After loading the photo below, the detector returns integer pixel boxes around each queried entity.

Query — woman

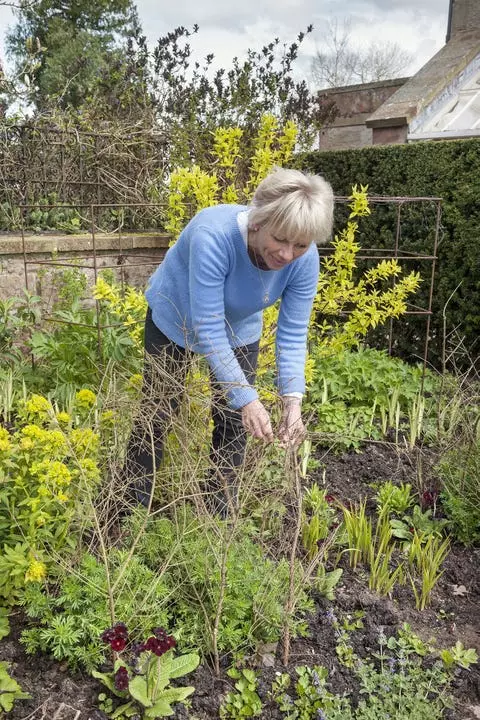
[125,167,334,515]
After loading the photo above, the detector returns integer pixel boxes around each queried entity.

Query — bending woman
[125,167,334,516]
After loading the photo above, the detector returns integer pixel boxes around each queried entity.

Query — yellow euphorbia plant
[257,185,422,397]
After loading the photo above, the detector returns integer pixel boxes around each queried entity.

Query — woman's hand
[278,397,305,448]
[241,399,274,442]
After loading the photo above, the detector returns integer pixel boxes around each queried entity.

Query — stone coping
[0,232,171,255]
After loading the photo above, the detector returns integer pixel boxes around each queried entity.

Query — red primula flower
[144,629,177,657]
[114,666,129,691]
[110,636,127,652]
[101,622,129,651]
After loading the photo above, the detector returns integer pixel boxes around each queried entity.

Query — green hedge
[297,138,480,367]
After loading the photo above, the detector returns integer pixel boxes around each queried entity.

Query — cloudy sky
[0,0,448,81]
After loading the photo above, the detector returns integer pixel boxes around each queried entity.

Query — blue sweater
[145,204,319,409]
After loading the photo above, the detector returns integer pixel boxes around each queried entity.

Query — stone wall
[0,232,170,299]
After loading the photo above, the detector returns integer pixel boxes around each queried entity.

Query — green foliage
[0,291,41,367]
[314,567,343,601]
[437,442,480,545]
[390,505,450,544]
[19,550,171,672]
[0,608,10,641]
[125,511,313,654]
[376,481,414,515]
[299,138,480,365]
[270,665,351,719]
[440,641,478,671]
[0,661,30,713]
[220,668,262,719]
[305,346,436,448]
[94,642,199,719]
[0,400,102,602]
[301,483,337,560]
[270,620,472,720]
[408,532,451,610]
[3,269,145,401]
[6,0,139,111]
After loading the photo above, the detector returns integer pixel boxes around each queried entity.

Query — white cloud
[0,0,448,81]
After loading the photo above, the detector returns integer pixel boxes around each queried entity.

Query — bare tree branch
[311,17,412,89]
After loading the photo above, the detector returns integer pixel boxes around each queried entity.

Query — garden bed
[3,442,479,720]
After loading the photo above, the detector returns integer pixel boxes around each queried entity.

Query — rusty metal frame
[16,195,441,370]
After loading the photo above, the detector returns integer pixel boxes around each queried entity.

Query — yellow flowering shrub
[0,427,11,453]
[93,277,147,354]
[0,396,102,601]
[165,115,298,244]
[75,388,97,410]
[257,186,422,393]
[25,556,47,583]
[55,411,71,426]
[17,394,54,425]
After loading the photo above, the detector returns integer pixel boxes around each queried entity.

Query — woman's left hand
[278,397,306,448]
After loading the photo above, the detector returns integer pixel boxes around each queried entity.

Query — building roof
[366,30,480,129]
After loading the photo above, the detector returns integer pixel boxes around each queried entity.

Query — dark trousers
[125,308,259,514]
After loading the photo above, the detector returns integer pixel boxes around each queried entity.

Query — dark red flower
[144,631,176,657]
[113,622,128,639]
[325,494,336,504]
[422,490,438,508]
[101,623,129,651]
[110,636,127,652]
[114,666,129,691]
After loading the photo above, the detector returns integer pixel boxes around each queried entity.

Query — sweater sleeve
[189,227,259,410]
[275,247,319,396]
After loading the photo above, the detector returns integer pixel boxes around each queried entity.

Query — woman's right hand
[241,399,274,442]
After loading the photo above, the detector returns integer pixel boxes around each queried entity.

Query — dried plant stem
[282,450,302,666]
[212,519,238,676]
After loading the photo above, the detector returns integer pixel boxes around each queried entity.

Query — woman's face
[250,225,312,270]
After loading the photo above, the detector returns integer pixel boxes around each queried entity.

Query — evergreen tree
[6,0,140,110]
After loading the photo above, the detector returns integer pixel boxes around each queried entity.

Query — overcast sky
[0,0,448,81]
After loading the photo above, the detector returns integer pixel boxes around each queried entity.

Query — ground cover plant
[1,183,479,719]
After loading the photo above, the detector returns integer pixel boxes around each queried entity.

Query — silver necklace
[247,245,270,304]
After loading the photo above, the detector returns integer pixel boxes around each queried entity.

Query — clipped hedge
[297,138,480,367]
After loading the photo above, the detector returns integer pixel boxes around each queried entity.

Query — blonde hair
[249,167,334,246]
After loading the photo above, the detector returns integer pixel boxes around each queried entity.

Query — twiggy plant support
[212,505,239,676]
[282,448,302,666]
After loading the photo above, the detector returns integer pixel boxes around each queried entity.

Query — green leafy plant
[390,504,450,545]
[376,481,414,515]
[301,483,337,560]
[219,668,262,719]
[93,624,199,718]
[408,531,451,610]
[0,661,30,713]
[437,442,480,545]
[341,500,372,569]
[368,509,404,596]
[440,641,478,670]
[315,566,343,601]
[270,665,352,719]
[19,549,171,672]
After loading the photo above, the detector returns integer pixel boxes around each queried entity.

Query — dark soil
[2,443,479,719]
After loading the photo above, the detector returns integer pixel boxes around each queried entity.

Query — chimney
[446,0,480,42]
